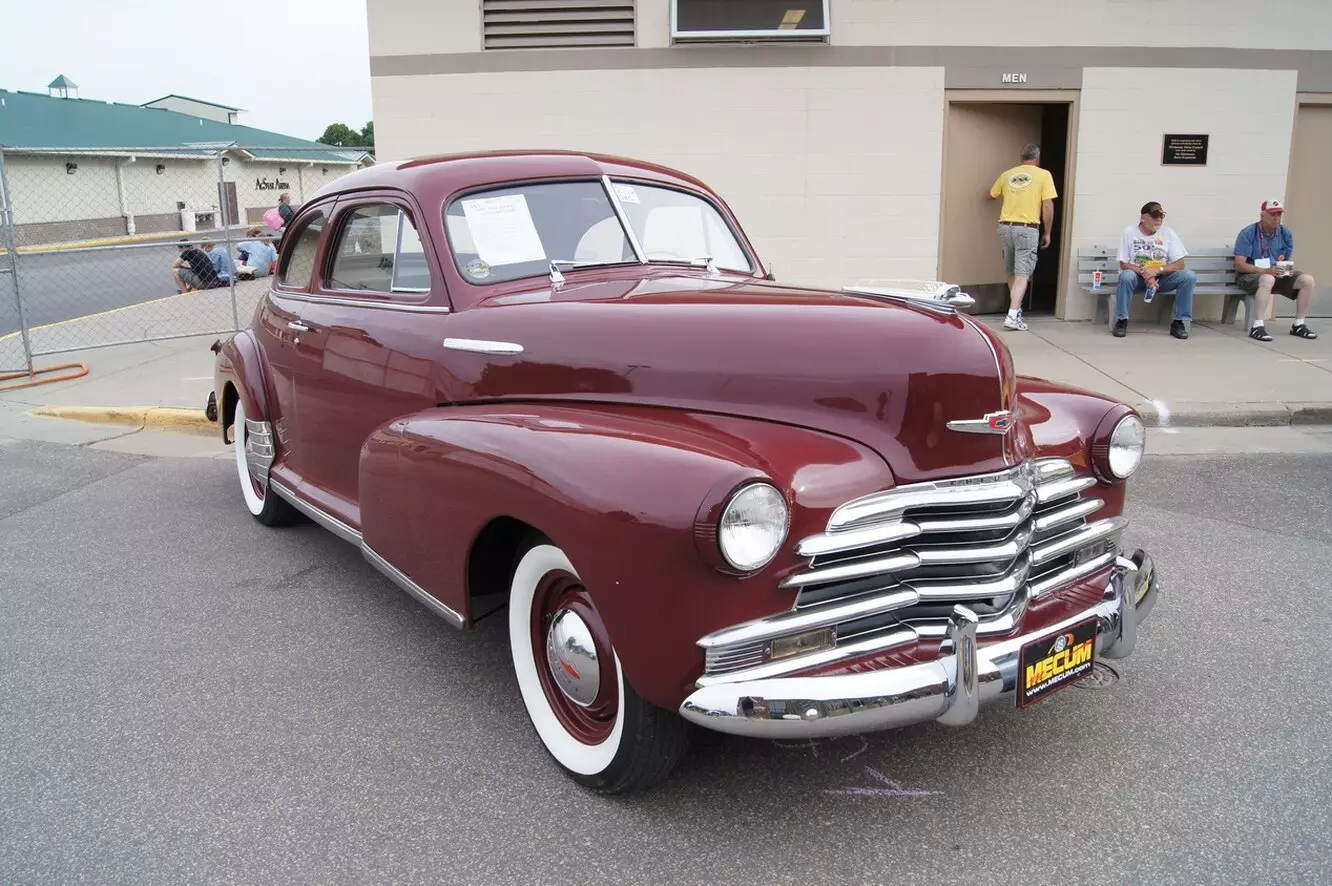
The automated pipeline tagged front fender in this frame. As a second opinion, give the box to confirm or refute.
[214,330,271,442]
[1015,374,1135,516]
[357,403,893,710]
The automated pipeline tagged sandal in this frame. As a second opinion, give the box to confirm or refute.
[1250,325,1273,342]
[1290,323,1319,340]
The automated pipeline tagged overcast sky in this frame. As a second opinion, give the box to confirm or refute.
[0,0,373,142]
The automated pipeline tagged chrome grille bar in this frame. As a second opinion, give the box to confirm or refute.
[700,457,1130,684]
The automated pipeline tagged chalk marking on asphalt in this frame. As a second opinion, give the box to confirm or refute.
[772,734,871,763]
[1150,398,1180,435]
[182,376,213,381]
[1279,358,1326,363]
[824,766,944,799]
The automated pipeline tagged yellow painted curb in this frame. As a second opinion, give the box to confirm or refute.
[30,405,218,437]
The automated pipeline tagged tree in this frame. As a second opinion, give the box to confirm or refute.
[317,123,361,148]
[316,121,375,151]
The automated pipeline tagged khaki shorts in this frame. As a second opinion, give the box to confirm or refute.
[1236,271,1302,299]
[999,223,1040,278]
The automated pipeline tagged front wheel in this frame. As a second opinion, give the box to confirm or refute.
[508,540,690,793]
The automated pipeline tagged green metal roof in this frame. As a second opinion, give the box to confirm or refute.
[142,94,244,112]
[0,88,369,164]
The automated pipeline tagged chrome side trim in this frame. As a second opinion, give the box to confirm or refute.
[268,289,451,313]
[443,337,524,356]
[698,589,919,650]
[269,479,363,547]
[363,545,465,628]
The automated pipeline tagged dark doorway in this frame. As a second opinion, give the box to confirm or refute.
[1028,102,1070,314]
[940,99,1073,316]
[218,181,240,228]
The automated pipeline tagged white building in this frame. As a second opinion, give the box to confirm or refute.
[0,80,372,248]
[365,0,1332,321]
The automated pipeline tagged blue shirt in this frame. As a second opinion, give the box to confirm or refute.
[1234,222,1294,264]
[209,245,235,282]
[238,240,277,276]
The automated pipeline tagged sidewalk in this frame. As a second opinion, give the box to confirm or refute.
[985,316,1332,427]
[1,317,1330,448]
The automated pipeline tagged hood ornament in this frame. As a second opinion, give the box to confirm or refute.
[947,410,1015,435]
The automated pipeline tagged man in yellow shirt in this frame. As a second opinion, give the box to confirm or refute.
[988,143,1058,331]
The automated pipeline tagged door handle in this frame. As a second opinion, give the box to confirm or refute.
[287,321,310,332]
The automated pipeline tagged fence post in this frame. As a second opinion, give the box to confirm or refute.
[0,147,35,374]
[217,150,240,331]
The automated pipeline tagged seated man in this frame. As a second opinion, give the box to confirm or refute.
[236,228,278,279]
[171,239,219,293]
[205,240,234,286]
[1233,200,1318,341]
[1113,202,1196,339]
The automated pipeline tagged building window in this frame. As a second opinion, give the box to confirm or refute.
[482,1,635,50]
[671,0,830,43]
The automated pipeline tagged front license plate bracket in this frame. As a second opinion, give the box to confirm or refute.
[1017,617,1098,709]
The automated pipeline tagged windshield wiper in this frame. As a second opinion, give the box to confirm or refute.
[644,255,719,275]
[548,258,632,285]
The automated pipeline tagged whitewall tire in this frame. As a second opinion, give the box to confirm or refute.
[508,539,689,793]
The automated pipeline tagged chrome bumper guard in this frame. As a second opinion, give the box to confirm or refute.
[679,549,1160,738]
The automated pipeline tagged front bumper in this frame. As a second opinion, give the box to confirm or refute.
[679,549,1160,737]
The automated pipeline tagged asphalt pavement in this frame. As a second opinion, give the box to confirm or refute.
[1,233,254,336]
[2,432,1331,885]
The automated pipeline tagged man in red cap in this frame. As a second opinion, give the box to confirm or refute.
[1233,199,1317,341]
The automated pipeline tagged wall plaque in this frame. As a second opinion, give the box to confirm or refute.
[1162,134,1209,166]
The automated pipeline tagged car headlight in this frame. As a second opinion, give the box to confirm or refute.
[718,482,789,571]
[1107,414,1146,479]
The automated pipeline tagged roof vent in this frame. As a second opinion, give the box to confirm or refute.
[48,75,79,99]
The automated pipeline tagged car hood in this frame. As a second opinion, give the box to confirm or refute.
[442,274,1025,483]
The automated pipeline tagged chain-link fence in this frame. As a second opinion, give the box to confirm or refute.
[0,144,369,373]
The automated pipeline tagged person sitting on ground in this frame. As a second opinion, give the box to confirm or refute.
[236,228,278,279]
[1233,199,1318,342]
[204,240,234,286]
[1112,201,1196,340]
[171,239,219,293]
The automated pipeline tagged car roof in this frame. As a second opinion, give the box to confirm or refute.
[308,150,719,204]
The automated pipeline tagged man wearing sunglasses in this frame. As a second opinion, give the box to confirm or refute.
[1113,201,1196,339]
[1233,200,1317,342]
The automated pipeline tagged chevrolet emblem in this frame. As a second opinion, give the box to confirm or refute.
[946,410,1016,435]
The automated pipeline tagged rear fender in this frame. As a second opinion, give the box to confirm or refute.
[358,403,893,710]
[214,330,271,444]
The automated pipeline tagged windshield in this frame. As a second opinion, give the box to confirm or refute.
[442,178,753,285]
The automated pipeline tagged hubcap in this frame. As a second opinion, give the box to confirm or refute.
[545,609,600,707]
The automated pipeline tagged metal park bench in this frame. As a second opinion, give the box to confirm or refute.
[1077,245,1256,330]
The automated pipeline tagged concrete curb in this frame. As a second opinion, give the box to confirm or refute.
[29,405,217,437]
[1135,400,1332,428]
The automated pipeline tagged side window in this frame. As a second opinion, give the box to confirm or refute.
[278,213,324,289]
[329,204,430,294]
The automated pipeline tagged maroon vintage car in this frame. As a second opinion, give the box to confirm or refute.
[208,150,1160,793]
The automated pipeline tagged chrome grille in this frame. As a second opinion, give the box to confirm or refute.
[697,458,1127,685]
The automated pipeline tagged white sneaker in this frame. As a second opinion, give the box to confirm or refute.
[1003,312,1028,331]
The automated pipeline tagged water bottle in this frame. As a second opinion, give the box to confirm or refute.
[1144,282,1157,303]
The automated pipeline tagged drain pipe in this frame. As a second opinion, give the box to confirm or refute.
[116,155,137,235]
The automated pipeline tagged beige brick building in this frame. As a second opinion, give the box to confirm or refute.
[366,0,1332,321]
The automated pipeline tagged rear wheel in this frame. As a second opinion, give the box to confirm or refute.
[232,398,297,526]
[508,540,689,793]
